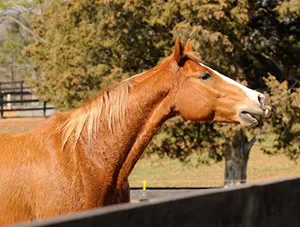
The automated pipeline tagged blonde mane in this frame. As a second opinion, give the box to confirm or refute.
[60,81,131,149]
[58,53,198,150]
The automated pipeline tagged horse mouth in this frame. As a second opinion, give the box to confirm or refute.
[239,111,259,127]
[239,107,271,127]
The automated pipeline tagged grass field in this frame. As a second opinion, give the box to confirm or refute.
[1,118,299,188]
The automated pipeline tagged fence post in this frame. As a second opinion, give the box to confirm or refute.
[20,81,24,105]
[0,94,4,118]
[43,101,47,117]
[7,94,11,110]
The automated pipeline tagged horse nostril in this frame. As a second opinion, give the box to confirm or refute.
[258,94,265,107]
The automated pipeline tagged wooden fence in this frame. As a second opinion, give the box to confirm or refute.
[0,81,54,118]
[9,177,300,227]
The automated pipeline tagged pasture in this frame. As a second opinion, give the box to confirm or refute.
[1,118,299,188]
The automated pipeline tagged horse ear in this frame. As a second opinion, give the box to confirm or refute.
[173,37,185,64]
[184,39,193,52]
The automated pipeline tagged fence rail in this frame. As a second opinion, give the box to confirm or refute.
[9,177,300,227]
[0,81,54,118]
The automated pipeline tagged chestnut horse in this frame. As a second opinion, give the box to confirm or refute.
[0,38,270,225]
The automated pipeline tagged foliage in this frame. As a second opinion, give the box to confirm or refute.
[16,0,300,164]
[146,0,300,164]
[146,117,223,165]
[24,0,175,109]
[0,22,33,80]
[146,116,263,166]
[0,0,43,81]
[171,0,249,81]
[24,0,300,105]
[172,0,300,89]
[276,0,300,20]
[262,74,300,160]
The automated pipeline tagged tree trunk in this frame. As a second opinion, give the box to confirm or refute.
[224,129,256,187]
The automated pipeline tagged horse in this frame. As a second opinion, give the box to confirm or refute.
[0,38,270,225]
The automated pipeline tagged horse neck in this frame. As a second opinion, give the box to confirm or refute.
[78,60,176,181]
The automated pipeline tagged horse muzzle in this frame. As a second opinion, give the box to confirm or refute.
[238,105,271,127]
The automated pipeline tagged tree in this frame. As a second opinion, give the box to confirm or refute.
[0,0,44,81]
[24,0,176,109]
[24,0,300,187]
[173,0,299,88]
[146,0,300,186]
[146,117,263,187]
[146,118,223,165]
[25,0,299,105]
[0,21,32,81]
[262,75,300,160]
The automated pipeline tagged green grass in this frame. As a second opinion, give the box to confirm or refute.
[129,142,300,188]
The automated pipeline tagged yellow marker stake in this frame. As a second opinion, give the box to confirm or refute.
[143,180,147,190]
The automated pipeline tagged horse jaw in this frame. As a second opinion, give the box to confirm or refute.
[238,106,271,127]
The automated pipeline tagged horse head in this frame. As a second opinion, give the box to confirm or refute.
[171,38,271,127]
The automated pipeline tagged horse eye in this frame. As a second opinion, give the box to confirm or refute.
[199,72,211,80]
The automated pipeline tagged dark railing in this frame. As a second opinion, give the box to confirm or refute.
[10,177,300,227]
[0,81,54,118]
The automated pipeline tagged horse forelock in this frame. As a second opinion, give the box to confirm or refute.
[60,81,131,150]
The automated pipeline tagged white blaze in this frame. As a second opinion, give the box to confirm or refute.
[199,63,264,106]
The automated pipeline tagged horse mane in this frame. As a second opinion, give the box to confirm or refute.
[55,51,201,150]
[57,81,131,149]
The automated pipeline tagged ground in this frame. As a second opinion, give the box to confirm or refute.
[1,117,299,188]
